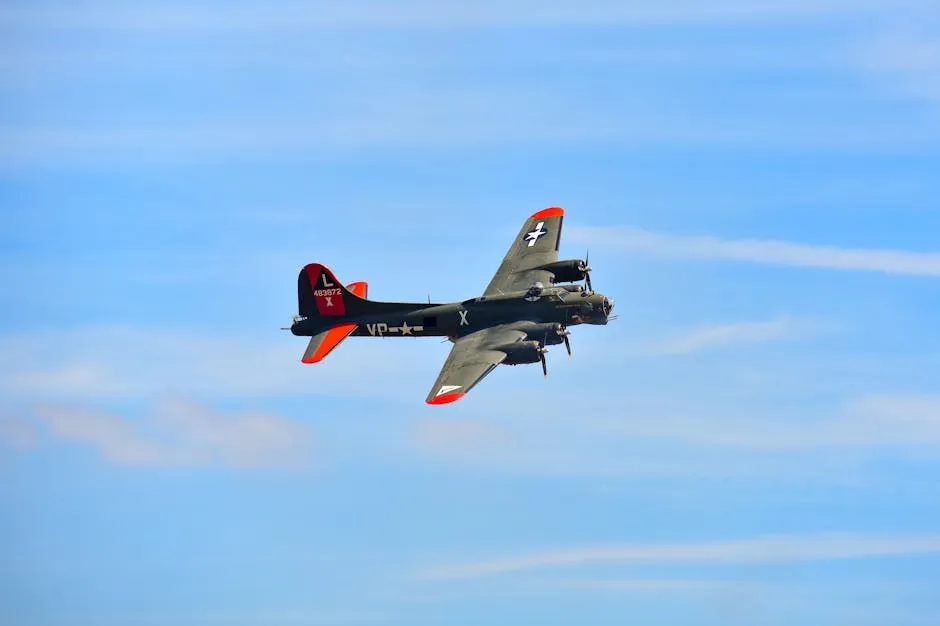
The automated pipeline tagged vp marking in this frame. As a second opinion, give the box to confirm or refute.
[367,323,388,336]
[458,310,470,326]
[524,221,548,247]
[367,322,425,337]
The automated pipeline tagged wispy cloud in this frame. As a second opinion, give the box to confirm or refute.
[0,325,428,402]
[555,578,759,592]
[859,31,940,106]
[398,391,940,481]
[411,418,517,456]
[631,393,940,449]
[5,102,939,169]
[0,415,37,448]
[641,316,811,356]
[0,1,920,31]
[34,398,315,468]
[422,533,940,579]
[570,226,940,277]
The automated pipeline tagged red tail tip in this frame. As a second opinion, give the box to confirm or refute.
[530,207,564,219]
[426,392,465,405]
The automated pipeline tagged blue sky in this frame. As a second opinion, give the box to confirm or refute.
[2,1,940,624]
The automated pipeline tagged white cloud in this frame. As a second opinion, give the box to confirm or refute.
[36,405,166,464]
[569,226,940,277]
[859,32,940,105]
[33,398,315,468]
[0,416,37,448]
[397,390,940,481]
[0,325,430,402]
[4,102,938,169]
[0,1,922,31]
[555,578,758,591]
[411,418,517,456]
[422,533,940,579]
[568,393,940,449]
[641,316,810,356]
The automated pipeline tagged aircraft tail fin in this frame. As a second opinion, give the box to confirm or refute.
[296,265,368,363]
[297,263,369,318]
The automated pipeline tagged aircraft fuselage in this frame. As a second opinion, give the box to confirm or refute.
[291,288,613,340]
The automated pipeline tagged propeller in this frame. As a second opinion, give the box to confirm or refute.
[578,250,593,293]
[539,332,551,376]
[555,323,572,357]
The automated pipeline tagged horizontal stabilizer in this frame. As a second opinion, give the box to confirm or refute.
[302,323,357,363]
[300,281,368,363]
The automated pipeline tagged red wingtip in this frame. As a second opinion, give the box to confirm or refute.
[426,392,466,405]
[530,207,564,220]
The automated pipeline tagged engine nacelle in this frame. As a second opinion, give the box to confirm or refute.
[519,322,567,346]
[537,259,588,284]
[498,340,547,366]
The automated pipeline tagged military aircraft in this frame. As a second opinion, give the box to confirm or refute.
[287,207,615,404]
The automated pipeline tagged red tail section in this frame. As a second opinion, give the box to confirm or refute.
[346,281,368,299]
[299,263,350,316]
[300,280,369,364]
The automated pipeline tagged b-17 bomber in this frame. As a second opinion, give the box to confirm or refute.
[287,207,615,404]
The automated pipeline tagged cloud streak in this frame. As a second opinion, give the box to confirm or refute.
[570,226,940,277]
[615,393,940,449]
[0,325,427,402]
[0,416,37,448]
[423,533,940,579]
[641,316,810,356]
[411,418,517,456]
[33,398,315,468]
[0,1,922,31]
[860,32,940,106]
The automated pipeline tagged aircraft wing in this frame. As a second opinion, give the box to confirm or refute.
[426,325,528,404]
[483,207,564,296]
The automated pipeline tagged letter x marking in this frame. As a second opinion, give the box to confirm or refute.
[458,310,469,326]
[325,296,334,307]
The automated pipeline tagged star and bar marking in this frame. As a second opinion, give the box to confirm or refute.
[524,221,548,247]
[436,385,462,396]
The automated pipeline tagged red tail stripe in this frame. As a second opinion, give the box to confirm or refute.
[346,281,368,298]
[305,263,346,316]
[530,207,564,220]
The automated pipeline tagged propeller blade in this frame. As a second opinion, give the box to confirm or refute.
[583,249,593,292]
[564,334,571,356]
[539,334,550,376]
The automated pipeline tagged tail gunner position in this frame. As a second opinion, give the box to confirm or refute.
[286,207,615,404]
